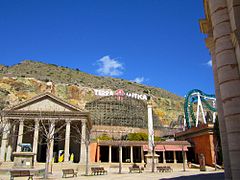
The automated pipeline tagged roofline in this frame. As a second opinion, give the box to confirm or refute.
[4,92,87,112]
[96,140,191,147]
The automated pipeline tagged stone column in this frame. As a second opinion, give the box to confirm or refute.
[173,151,177,164]
[48,121,55,163]
[119,146,122,163]
[184,151,188,164]
[130,146,133,163]
[207,36,232,180]
[163,151,166,164]
[0,119,8,161]
[64,120,71,162]
[147,102,154,153]
[33,120,39,162]
[6,145,12,162]
[108,145,112,163]
[17,119,24,152]
[141,146,144,163]
[208,1,240,178]
[6,122,12,162]
[5,122,12,162]
[80,121,86,163]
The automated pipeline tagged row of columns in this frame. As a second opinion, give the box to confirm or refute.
[105,145,187,164]
[0,118,87,163]
[108,146,134,163]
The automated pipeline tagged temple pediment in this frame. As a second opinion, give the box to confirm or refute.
[7,92,82,112]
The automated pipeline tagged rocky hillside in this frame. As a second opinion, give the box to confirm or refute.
[0,60,184,127]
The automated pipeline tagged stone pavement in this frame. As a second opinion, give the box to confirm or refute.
[0,169,224,180]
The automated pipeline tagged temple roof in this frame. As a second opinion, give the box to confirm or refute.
[4,92,86,112]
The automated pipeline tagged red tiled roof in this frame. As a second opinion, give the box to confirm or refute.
[164,145,188,151]
[143,145,165,151]
[143,144,188,151]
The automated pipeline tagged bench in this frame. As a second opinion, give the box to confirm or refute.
[62,169,78,178]
[10,170,33,180]
[129,164,143,173]
[156,166,173,172]
[91,167,107,175]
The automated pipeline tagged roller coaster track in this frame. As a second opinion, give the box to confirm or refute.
[184,89,216,128]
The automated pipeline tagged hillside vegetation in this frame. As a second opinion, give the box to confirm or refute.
[0,60,184,127]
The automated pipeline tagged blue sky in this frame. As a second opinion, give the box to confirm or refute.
[0,0,213,97]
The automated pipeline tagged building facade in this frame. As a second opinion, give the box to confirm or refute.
[176,124,218,166]
[0,92,91,164]
[200,0,240,179]
[0,92,190,167]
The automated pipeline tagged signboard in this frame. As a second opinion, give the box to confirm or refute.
[94,89,148,101]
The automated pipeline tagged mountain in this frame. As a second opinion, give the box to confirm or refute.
[0,60,184,127]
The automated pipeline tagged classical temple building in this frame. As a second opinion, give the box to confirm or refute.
[200,0,240,179]
[0,93,91,164]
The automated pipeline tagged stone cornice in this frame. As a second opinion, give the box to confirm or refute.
[200,0,213,36]
[199,19,210,34]
[2,110,89,120]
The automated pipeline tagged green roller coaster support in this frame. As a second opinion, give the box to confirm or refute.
[184,89,216,129]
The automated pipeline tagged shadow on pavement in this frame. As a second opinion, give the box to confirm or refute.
[160,172,224,180]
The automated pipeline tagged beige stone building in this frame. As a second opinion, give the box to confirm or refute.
[200,0,240,179]
[0,92,91,164]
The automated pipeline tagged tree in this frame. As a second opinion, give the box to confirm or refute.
[26,115,66,179]
[71,122,90,175]
[39,119,66,178]
[0,111,19,162]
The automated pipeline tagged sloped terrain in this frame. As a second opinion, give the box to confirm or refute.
[0,60,184,127]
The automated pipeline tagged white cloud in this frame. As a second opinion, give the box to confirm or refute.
[132,77,145,84]
[97,56,124,76]
[206,60,212,67]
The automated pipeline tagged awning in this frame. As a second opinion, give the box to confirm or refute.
[164,145,188,151]
[143,145,165,151]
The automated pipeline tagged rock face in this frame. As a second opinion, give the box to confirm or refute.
[0,60,184,127]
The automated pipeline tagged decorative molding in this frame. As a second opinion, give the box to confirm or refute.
[231,28,240,47]
[205,37,215,52]
[199,19,210,34]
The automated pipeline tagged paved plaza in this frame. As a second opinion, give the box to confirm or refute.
[0,168,224,180]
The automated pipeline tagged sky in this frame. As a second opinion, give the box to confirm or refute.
[0,0,214,97]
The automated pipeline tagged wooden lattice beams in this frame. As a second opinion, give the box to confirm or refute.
[85,96,161,128]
